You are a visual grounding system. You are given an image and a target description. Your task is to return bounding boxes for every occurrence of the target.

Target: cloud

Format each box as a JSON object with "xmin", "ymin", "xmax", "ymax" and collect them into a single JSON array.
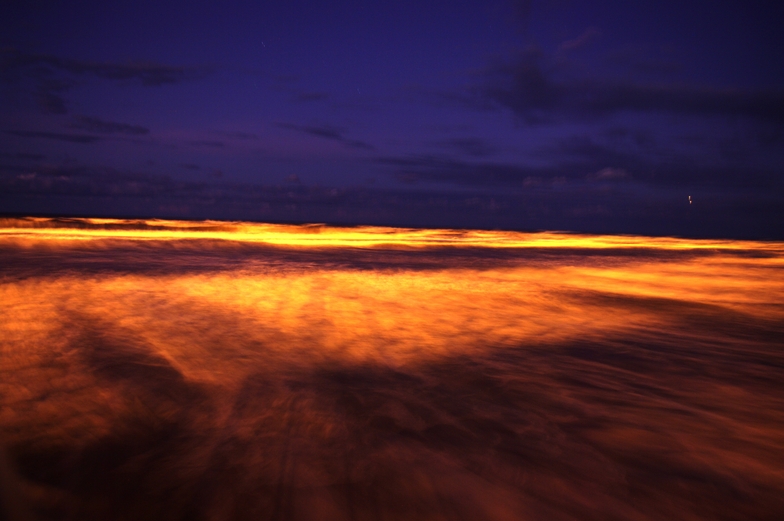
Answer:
[
  {"xmin": 0, "ymin": 163, "xmax": 203, "ymax": 199},
  {"xmin": 276, "ymin": 123, "xmax": 375, "ymax": 150},
  {"xmin": 278, "ymin": 123, "xmax": 341, "ymax": 140},
  {"xmin": 1, "ymin": 159, "xmax": 781, "ymax": 239},
  {"xmin": 35, "ymin": 78, "xmax": 73, "ymax": 114},
  {"xmin": 377, "ymin": 142, "xmax": 639, "ymax": 187},
  {"xmin": 0, "ymin": 49, "xmax": 209, "ymax": 86},
  {"xmin": 375, "ymin": 131, "xmax": 781, "ymax": 192},
  {"xmin": 0, "ymin": 48, "xmax": 210, "ymax": 114},
  {"xmin": 533, "ymin": 135, "xmax": 646, "ymax": 169},
  {"xmin": 478, "ymin": 49, "xmax": 784, "ymax": 123},
  {"xmin": 6, "ymin": 130, "xmax": 101, "ymax": 143},
  {"xmin": 540, "ymin": 134, "xmax": 782, "ymax": 190},
  {"xmin": 70, "ymin": 116, "xmax": 149, "ymax": 135}
]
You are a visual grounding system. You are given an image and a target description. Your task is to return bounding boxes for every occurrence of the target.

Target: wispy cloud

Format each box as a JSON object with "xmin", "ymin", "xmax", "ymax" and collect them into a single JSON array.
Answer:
[
  {"xmin": 375, "ymin": 130, "xmax": 781, "ymax": 192},
  {"xmin": 0, "ymin": 48, "xmax": 210, "ymax": 115},
  {"xmin": 1, "ymin": 160, "xmax": 782, "ymax": 238},
  {"xmin": 34, "ymin": 77, "xmax": 73, "ymax": 114},
  {"xmin": 476, "ymin": 48, "xmax": 784, "ymax": 124},
  {"xmin": 6, "ymin": 130, "xmax": 101, "ymax": 143},
  {"xmin": 276, "ymin": 123, "xmax": 374, "ymax": 150},
  {"xmin": 70, "ymin": 116, "xmax": 149, "ymax": 135},
  {"xmin": 0, "ymin": 49, "xmax": 210, "ymax": 86}
]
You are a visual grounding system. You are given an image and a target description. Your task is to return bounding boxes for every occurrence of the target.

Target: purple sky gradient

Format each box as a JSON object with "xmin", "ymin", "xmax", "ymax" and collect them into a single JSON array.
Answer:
[{"xmin": 2, "ymin": 0, "xmax": 783, "ymax": 238}]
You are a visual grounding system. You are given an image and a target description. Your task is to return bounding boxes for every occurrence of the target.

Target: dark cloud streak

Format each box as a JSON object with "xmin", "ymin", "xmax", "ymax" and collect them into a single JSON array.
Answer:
[
  {"xmin": 0, "ymin": 49, "xmax": 210, "ymax": 86},
  {"xmin": 276, "ymin": 123, "xmax": 374, "ymax": 150},
  {"xmin": 479, "ymin": 50, "xmax": 784, "ymax": 123},
  {"xmin": 1, "ymin": 161, "xmax": 782, "ymax": 239},
  {"xmin": 35, "ymin": 77, "xmax": 73, "ymax": 114},
  {"xmin": 6, "ymin": 130, "xmax": 101, "ymax": 143},
  {"xmin": 376, "ymin": 139, "xmax": 781, "ymax": 191},
  {"xmin": 70, "ymin": 116, "xmax": 149, "ymax": 135},
  {"xmin": 0, "ymin": 48, "xmax": 210, "ymax": 115}
]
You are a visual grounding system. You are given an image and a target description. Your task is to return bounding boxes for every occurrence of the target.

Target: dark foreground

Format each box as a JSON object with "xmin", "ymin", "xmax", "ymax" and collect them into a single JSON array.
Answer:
[{"xmin": 1, "ymin": 219, "xmax": 783, "ymax": 520}]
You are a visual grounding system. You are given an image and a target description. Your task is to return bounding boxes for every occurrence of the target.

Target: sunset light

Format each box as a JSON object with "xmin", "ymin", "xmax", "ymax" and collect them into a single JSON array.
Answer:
[
  {"xmin": 3, "ymin": 217, "xmax": 782, "ymax": 252},
  {"xmin": 1, "ymin": 218, "xmax": 783, "ymax": 520},
  {"xmin": 3, "ymin": 1, "xmax": 782, "ymax": 518}
]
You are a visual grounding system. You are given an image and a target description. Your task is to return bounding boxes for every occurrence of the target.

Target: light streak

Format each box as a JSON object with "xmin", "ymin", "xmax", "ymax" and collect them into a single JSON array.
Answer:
[
  {"xmin": 1, "ymin": 217, "xmax": 782, "ymax": 520},
  {"xmin": 2, "ymin": 216, "xmax": 782, "ymax": 252}
]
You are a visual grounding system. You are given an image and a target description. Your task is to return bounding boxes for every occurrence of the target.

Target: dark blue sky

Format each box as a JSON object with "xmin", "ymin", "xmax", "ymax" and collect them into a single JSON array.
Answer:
[{"xmin": 2, "ymin": 0, "xmax": 783, "ymax": 238}]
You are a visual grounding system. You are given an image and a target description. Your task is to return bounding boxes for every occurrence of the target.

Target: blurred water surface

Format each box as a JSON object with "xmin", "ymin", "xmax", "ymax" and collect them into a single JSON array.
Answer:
[{"xmin": 1, "ymin": 218, "xmax": 783, "ymax": 520}]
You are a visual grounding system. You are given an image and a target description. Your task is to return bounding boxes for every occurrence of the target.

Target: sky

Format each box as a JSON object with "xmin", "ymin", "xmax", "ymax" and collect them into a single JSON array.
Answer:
[{"xmin": 1, "ymin": 0, "xmax": 783, "ymax": 238}]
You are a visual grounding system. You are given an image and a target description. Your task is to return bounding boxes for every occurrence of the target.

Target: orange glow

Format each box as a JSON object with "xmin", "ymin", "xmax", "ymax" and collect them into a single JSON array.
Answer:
[
  {"xmin": 3, "ymin": 216, "xmax": 783, "ymax": 251},
  {"xmin": 1, "ymin": 218, "xmax": 783, "ymax": 520}
]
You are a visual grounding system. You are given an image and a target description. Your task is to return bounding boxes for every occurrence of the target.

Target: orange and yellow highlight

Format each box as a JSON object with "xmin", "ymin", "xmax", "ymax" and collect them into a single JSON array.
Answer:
[{"xmin": 1, "ymin": 217, "xmax": 783, "ymax": 521}]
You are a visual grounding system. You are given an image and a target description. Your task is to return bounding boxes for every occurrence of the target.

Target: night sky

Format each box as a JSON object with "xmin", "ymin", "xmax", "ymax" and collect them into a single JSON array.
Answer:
[{"xmin": 2, "ymin": 0, "xmax": 783, "ymax": 238}]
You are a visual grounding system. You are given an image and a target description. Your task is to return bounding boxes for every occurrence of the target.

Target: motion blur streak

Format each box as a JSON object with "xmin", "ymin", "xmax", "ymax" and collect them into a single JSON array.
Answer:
[
  {"xmin": 1, "ymin": 218, "xmax": 783, "ymax": 520},
  {"xmin": 4, "ymin": 217, "xmax": 783, "ymax": 251}
]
